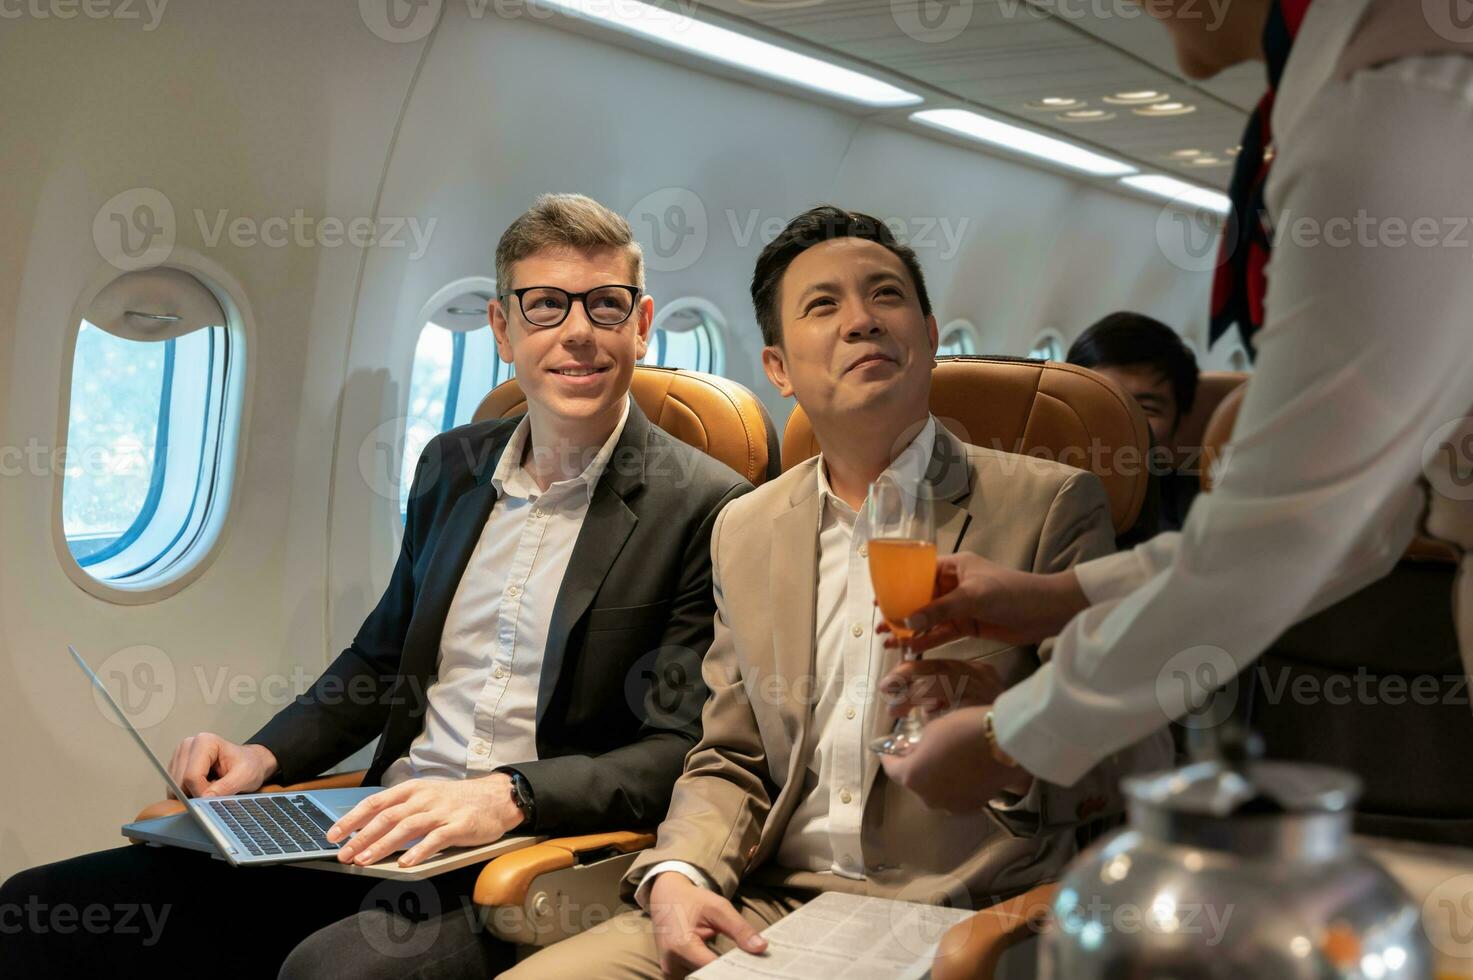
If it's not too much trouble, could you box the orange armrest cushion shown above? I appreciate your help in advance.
[472,830,656,907]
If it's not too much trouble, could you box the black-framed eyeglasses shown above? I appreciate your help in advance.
[499,284,642,328]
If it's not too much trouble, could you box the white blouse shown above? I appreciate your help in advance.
[995,4,1473,785]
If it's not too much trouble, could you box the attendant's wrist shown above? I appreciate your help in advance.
[984,708,1033,797]
[1039,570,1089,636]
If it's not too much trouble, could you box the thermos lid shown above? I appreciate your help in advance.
[1123,759,1361,858]
[1124,759,1361,818]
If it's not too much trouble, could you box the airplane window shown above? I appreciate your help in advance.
[937,320,979,357]
[1028,330,1066,361]
[400,298,510,520]
[644,299,725,375]
[61,265,241,596]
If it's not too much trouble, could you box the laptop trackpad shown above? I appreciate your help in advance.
[309,786,380,818]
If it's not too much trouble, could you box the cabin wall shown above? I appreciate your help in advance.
[0,0,1213,873]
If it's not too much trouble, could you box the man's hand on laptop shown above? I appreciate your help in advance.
[166,733,278,799]
[649,871,768,978]
[326,775,524,868]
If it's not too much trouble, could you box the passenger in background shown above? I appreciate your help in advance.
[502,206,1171,980]
[0,193,751,979]
[1067,312,1200,531]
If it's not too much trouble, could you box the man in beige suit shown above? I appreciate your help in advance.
[503,206,1169,980]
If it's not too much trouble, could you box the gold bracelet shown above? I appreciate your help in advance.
[983,709,1018,768]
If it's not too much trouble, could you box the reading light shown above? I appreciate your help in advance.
[1170,148,1203,158]
[533,0,922,107]
[1120,174,1231,214]
[1026,96,1084,110]
[1133,102,1197,117]
[912,108,1136,176]
[1104,90,1169,105]
[1187,156,1224,166]
[1060,109,1115,122]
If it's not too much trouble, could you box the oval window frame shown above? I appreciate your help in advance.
[53,250,254,605]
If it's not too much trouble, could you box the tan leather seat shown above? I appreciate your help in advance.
[474,365,779,486]
[1170,370,1247,474]
[780,356,1152,536]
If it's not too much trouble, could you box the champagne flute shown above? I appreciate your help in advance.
[865,479,937,756]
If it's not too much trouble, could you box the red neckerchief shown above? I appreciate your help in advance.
[1209,0,1314,356]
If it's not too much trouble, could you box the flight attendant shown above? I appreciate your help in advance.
[878,0,1473,809]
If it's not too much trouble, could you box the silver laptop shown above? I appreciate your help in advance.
[71,645,377,867]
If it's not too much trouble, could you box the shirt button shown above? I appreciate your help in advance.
[858,543,869,558]
[851,623,864,638]
[494,666,508,679]
[840,789,853,805]
[474,741,489,755]
[506,585,521,598]
[845,706,856,720]
[531,509,545,520]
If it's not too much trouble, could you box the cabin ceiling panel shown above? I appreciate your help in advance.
[699,0,1254,185]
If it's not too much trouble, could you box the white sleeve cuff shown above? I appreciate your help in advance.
[633,860,716,910]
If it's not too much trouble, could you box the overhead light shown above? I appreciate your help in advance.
[1026,96,1084,110]
[1187,156,1224,166]
[445,306,485,316]
[1060,109,1115,122]
[1170,148,1203,158]
[533,0,922,107]
[1134,102,1197,117]
[1104,90,1169,105]
[1120,174,1230,214]
[912,108,1136,176]
[1225,145,1242,156]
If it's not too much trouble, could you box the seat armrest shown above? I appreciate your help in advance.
[474,830,655,947]
[931,882,1058,980]
[130,769,368,822]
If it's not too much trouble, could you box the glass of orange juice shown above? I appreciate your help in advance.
[866,479,936,756]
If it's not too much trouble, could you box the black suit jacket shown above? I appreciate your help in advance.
[250,403,751,833]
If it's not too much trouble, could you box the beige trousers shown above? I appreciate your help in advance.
[498,885,806,980]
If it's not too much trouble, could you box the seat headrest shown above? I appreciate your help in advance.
[1199,383,1247,494]
[1199,382,1458,564]
[472,365,780,486]
[780,356,1152,535]
[1170,371,1247,470]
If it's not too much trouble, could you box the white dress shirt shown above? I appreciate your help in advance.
[994,8,1473,786]
[382,399,630,786]
[639,418,938,902]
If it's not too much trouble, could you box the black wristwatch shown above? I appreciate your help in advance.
[499,768,536,829]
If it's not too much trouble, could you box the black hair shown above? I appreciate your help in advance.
[1067,311,1199,418]
[750,205,932,347]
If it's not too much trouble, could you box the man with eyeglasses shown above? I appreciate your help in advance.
[0,193,752,979]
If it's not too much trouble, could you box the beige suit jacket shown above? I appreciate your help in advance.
[625,427,1173,908]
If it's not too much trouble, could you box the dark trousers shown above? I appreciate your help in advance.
[0,843,515,979]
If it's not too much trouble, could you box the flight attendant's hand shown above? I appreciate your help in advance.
[167,732,278,799]
[878,658,1005,718]
[878,553,1091,653]
[879,705,1032,810]
[648,872,768,978]
[327,774,524,867]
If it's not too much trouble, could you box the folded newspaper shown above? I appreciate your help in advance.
[692,891,974,980]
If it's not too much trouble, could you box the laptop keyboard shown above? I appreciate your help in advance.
[208,795,341,858]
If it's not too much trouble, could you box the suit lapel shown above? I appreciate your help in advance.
[767,469,822,797]
[535,404,649,723]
